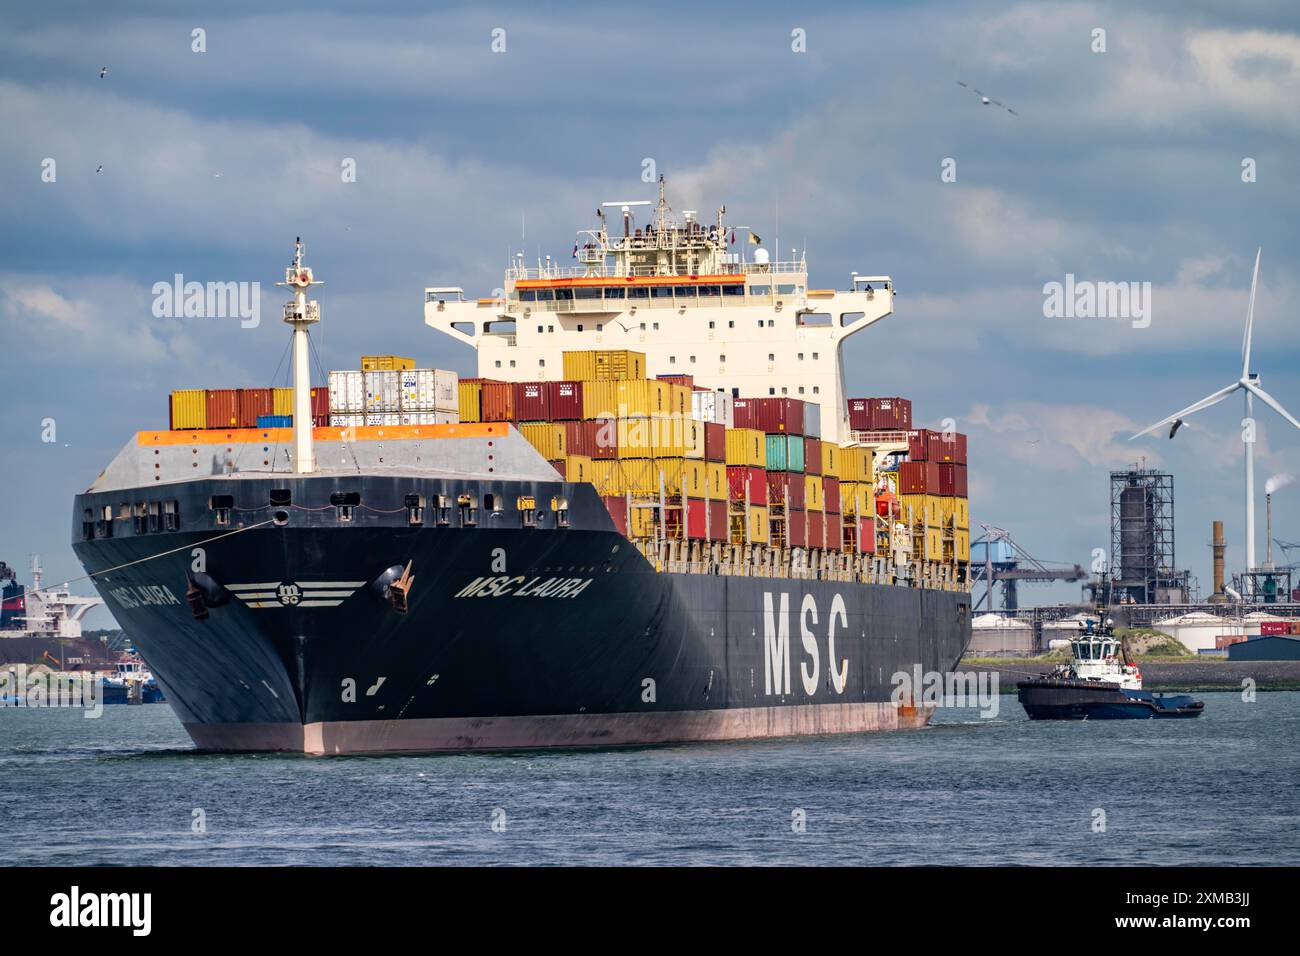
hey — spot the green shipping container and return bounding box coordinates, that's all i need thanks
[765,434,787,471]
[786,435,805,473]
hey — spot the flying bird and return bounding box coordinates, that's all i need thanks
[100,67,107,79]
[95,165,103,173]
[956,81,1017,115]
[1168,418,1184,439]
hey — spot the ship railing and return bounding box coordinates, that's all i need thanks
[504,260,808,282]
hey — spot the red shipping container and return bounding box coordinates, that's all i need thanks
[602,495,628,536]
[767,471,806,509]
[931,431,967,464]
[936,463,957,497]
[899,460,941,494]
[848,397,912,431]
[237,387,274,428]
[1215,634,1247,649]
[954,463,968,497]
[787,508,807,548]
[907,428,932,461]
[685,498,728,541]
[481,382,515,422]
[704,422,726,462]
[565,420,618,458]
[310,386,329,427]
[206,388,239,429]
[824,477,841,514]
[804,438,822,475]
[547,380,584,421]
[728,466,768,505]
[859,517,876,553]
[514,381,549,421]
[826,512,843,552]
[549,460,565,477]
[733,397,805,435]
[657,373,694,388]
[808,511,825,549]
[1260,621,1290,636]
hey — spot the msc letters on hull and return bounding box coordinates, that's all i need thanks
[763,591,849,697]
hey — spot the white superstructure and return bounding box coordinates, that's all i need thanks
[0,555,103,640]
[424,177,893,445]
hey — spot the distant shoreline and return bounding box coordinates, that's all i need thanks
[958,659,1300,693]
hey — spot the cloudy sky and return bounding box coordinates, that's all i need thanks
[2,0,1299,625]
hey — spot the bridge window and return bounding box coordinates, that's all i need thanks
[749,285,771,296]
[673,286,695,298]
[699,285,721,297]
[519,289,537,301]
[575,287,601,300]
[628,287,649,299]
[722,284,743,297]
[603,287,625,299]
[554,288,573,301]
[651,286,672,299]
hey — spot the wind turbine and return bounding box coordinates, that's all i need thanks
[1131,249,1300,578]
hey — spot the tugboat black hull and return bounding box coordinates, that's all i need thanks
[1017,679,1204,720]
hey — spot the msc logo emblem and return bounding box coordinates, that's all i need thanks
[225,581,366,610]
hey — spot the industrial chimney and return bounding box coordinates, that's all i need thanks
[1209,520,1226,603]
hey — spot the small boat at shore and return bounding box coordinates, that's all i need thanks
[1017,615,1203,719]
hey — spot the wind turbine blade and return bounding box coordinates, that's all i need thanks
[1130,383,1240,439]
[1247,383,1300,431]
[1242,247,1261,377]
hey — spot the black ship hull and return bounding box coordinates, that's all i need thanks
[1017,679,1204,720]
[73,474,971,754]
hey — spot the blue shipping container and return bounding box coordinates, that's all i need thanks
[257,414,292,428]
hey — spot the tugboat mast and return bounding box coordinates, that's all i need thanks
[277,238,321,474]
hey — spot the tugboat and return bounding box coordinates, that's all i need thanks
[1017,615,1204,719]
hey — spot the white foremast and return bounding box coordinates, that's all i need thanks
[278,239,321,474]
[423,180,894,445]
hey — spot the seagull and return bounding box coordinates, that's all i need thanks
[957,81,1017,115]
[100,67,108,79]
[95,165,103,173]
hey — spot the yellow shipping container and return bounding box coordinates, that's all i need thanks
[841,481,875,516]
[821,442,839,479]
[707,462,727,501]
[458,381,483,423]
[954,497,969,529]
[652,458,685,495]
[682,418,706,459]
[900,494,942,527]
[726,427,766,467]
[667,383,691,417]
[924,527,944,561]
[170,389,207,430]
[583,379,672,420]
[361,355,415,371]
[564,455,593,484]
[955,528,970,562]
[272,387,293,416]
[617,415,683,458]
[841,446,875,482]
[629,502,658,538]
[564,349,646,382]
[520,422,566,461]
[680,459,707,498]
[805,475,824,512]
[591,460,620,496]
[732,505,770,544]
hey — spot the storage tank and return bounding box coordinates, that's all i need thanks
[968,613,1034,657]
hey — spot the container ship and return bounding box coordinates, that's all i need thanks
[69,181,971,754]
